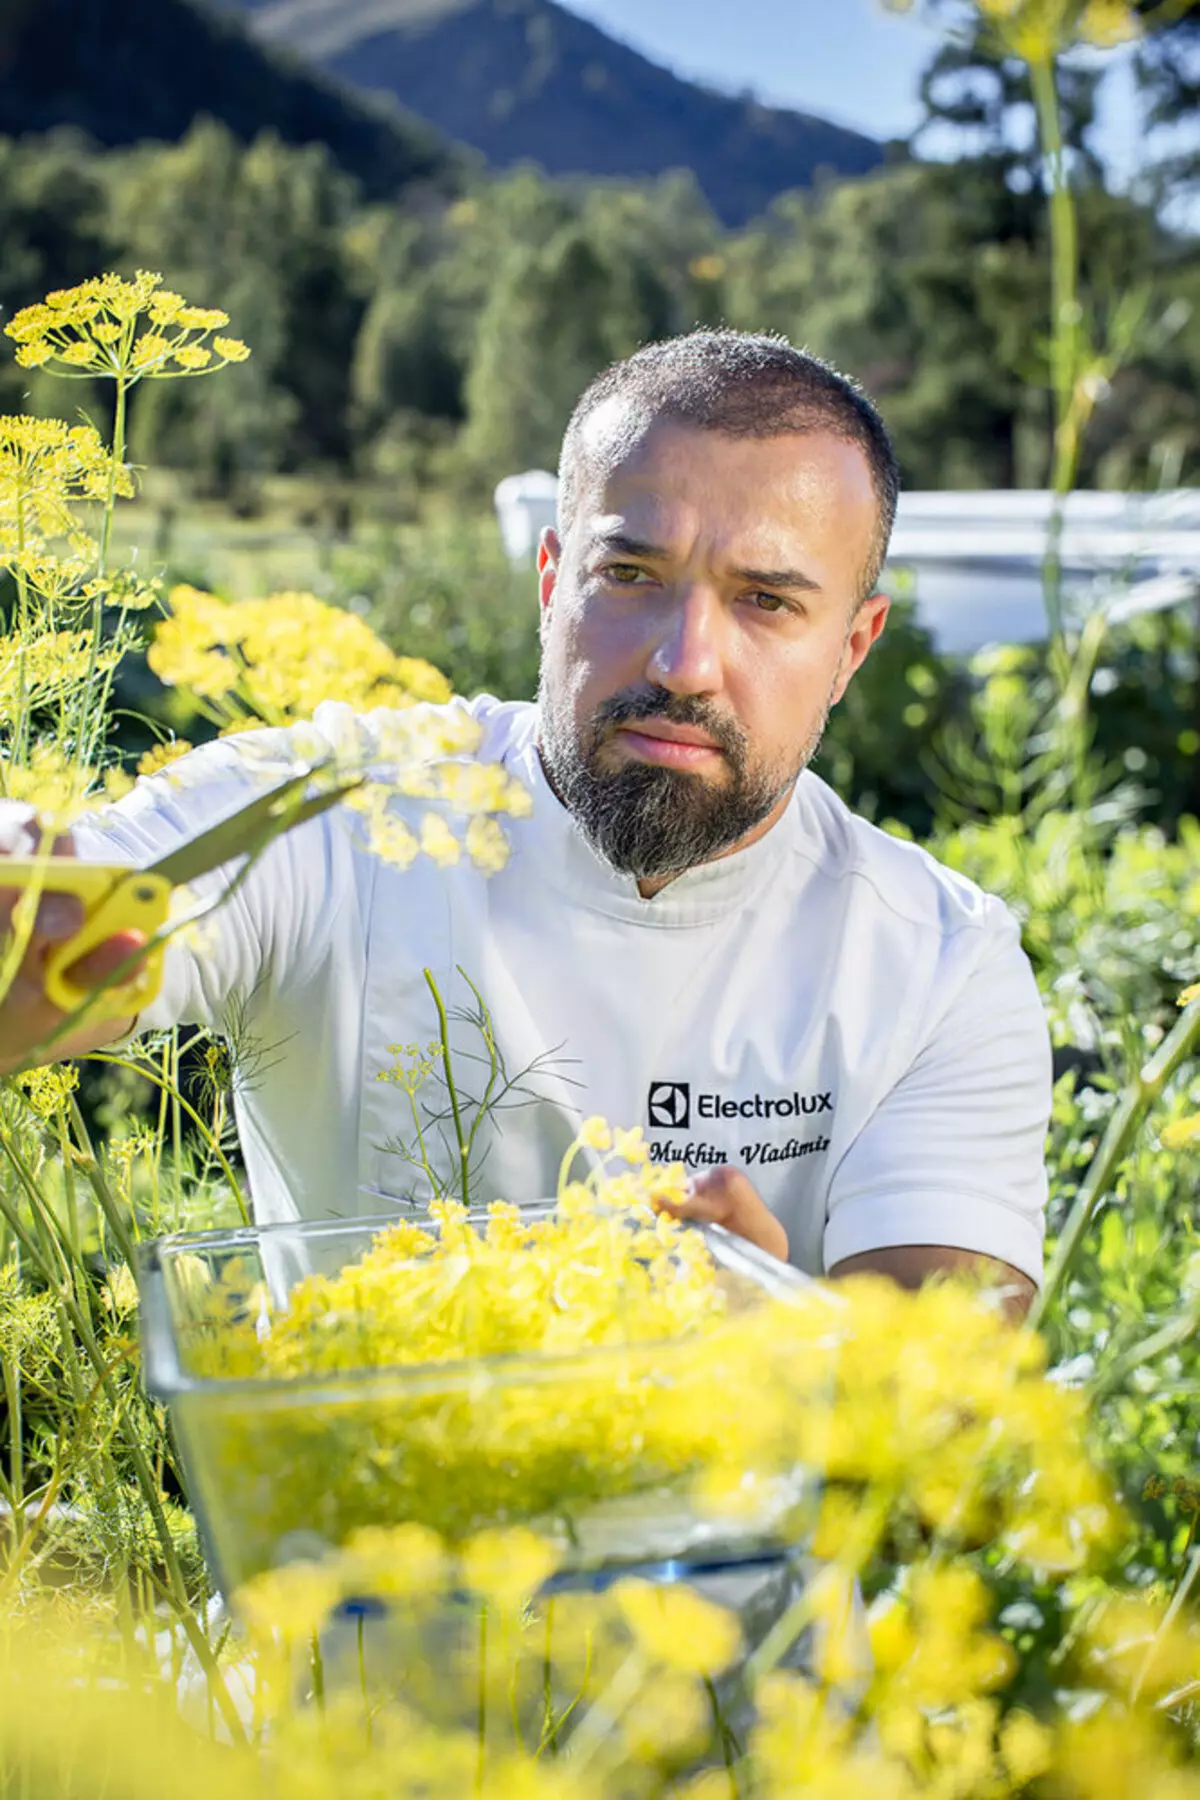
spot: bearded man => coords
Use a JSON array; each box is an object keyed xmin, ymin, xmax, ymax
[{"xmin": 0, "ymin": 330, "xmax": 1050, "ymax": 1317}]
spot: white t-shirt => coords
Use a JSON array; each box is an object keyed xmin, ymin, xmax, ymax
[{"xmin": 65, "ymin": 695, "xmax": 1051, "ymax": 1285}]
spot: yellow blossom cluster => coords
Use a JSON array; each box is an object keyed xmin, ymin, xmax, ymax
[
  {"xmin": 4, "ymin": 1548, "xmax": 1200, "ymax": 1800},
  {"xmin": 220, "ymin": 1189, "xmax": 717, "ymax": 1382},
  {"xmin": 147, "ymin": 587, "xmax": 532, "ymax": 871},
  {"xmin": 12, "ymin": 1061, "xmax": 80, "ymax": 1122},
  {"xmin": 799, "ymin": 1271, "xmax": 1120, "ymax": 1571},
  {"xmin": 0, "ymin": 415, "xmax": 129, "ymax": 559},
  {"xmin": 148, "ymin": 583, "xmax": 451, "ymax": 719},
  {"xmin": 3, "ymin": 271, "xmax": 250, "ymax": 381}
]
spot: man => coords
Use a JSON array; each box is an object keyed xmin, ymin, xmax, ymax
[{"xmin": 0, "ymin": 331, "xmax": 1051, "ymax": 1316}]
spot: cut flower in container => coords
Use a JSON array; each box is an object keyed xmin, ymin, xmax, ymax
[{"xmin": 137, "ymin": 1138, "xmax": 840, "ymax": 1607}]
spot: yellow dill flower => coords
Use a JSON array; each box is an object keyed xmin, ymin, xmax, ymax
[
  {"xmin": 578, "ymin": 1116, "xmax": 613, "ymax": 1152},
  {"xmin": 146, "ymin": 584, "xmax": 238, "ymax": 698},
  {"xmin": 612, "ymin": 1125, "xmax": 648, "ymax": 1165},
  {"xmin": 999, "ymin": 1709, "xmax": 1055, "ymax": 1785},
  {"xmin": 150, "ymin": 586, "xmax": 450, "ymax": 723},
  {"xmin": 12, "ymin": 339, "xmax": 53, "ymax": 370},
  {"xmin": 459, "ymin": 1527, "xmax": 558, "ymax": 1612},
  {"xmin": 102, "ymin": 1262, "xmax": 140, "ymax": 1314},
  {"xmin": 130, "ymin": 334, "xmax": 175, "ymax": 374},
  {"xmin": 1161, "ymin": 1114, "xmax": 1200, "ymax": 1149},
  {"xmin": 1078, "ymin": 0, "xmax": 1140, "ymax": 45},
  {"xmin": 1178, "ymin": 982, "xmax": 1200, "ymax": 1007},
  {"xmin": 613, "ymin": 1578, "xmax": 742, "ymax": 1676},
  {"xmin": 237, "ymin": 1563, "xmax": 343, "ymax": 1646},
  {"xmin": 4, "ymin": 272, "xmax": 251, "ymax": 387},
  {"xmin": 136, "ymin": 739, "xmax": 194, "ymax": 778},
  {"xmin": 339, "ymin": 1522, "xmax": 449, "ymax": 1598},
  {"xmin": 175, "ymin": 305, "xmax": 229, "ymax": 331},
  {"xmin": 13, "ymin": 1062, "xmax": 79, "ymax": 1121},
  {"xmin": 0, "ymin": 416, "xmax": 133, "ymax": 548},
  {"xmin": 376, "ymin": 1039, "xmax": 442, "ymax": 1094},
  {"xmin": 0, "ymin": 630, "xmax": 120, "ymax": 720},
  {"xmin": 418, "ymin": 812, "xmax": 461, "ymax": 866},
  {"xmin": 103, "ymin": 767, "xmax": 135, "ymax": 802},
  {"xmin": 464, "ymin": 814, "xmax": 511, "ymax": 873},
  {"xmin": 148, "ymin": 290, "xmax": 185, "ymax": 325}
]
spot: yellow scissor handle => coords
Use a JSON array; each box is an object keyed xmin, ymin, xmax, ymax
[{"xmin": 1, "ymin": 860, "xmax": 173, "ymax": 1021}]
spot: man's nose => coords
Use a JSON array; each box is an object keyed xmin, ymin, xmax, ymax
[{"xmin": 645, "ymin": 586, "xmax": 723, "ymax": 695}]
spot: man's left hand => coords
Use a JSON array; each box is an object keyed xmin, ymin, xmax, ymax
[{"xmin": 653, "ymin": 1166, "xmax": 789, "ymax": 1262}]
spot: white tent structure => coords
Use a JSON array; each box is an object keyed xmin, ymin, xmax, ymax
[
  {"xmin": 494, "ymin": 474, "xmax": 1200, "ymax": 656},
  {"xmin": 888, "ymin": 490, "xmax": 1200, "ymax": 653}
]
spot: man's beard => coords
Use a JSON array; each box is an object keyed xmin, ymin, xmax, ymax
[{"xmin": 537, "ymin": 679, "xmax": 831, "ymax": 881}]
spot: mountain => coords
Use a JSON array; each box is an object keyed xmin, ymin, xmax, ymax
[
  {"xmin": 219, "ymin": 0, "xmax": 884, "ymax": 225},
  {"xmin": 0, "ymin": 0, "xmax": 461, "ymax": 201}
]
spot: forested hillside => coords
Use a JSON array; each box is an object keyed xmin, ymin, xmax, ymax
[
  {"xmin": 0, "ymin": 0, "xmax": 459, "ymax": 200},
  {"xmin": 219, "ymin": 0, "xmax": 884, "ymax": 225}
]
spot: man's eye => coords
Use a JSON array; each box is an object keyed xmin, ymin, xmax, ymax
[
  {"xmin": 749, "ymin": 591, "xmax": 791, "ymax": 614},
  {"xmin": 604, "ymin": 564, "xmax": 650, "ymax": 585}
]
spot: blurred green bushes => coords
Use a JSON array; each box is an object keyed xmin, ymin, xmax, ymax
[{"xmin": 1, "ymin": 120, "xmax": 1195, "ymax": 505}]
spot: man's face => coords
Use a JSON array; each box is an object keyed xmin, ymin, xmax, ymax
[{"xmin": 536, "ymin": 416, "xmax": 890, "ymax": 883}]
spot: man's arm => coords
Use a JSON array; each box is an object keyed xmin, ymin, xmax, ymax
[
  {"xmin": 827, "ymin": 1245, "xmax": 1037, "ymax": 1323},
  {"xmin": 658, "ymin": 1173, "xmax": 1037, "ymax": 1321}
]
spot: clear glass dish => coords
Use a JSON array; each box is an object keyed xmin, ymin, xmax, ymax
[{"xmin": 137, "ymin": 1205, "xmax": 835, "ymax": 1601}]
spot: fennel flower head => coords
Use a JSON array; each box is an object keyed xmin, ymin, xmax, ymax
[{"xmin": 4, "ymin": 271, "xmax": 250, "ymax": 381}]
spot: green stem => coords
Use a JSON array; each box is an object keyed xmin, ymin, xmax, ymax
[
  {"xmin": 1028, "ymin": 51, "xmax": 1080, "ymax": 655},
  {"xmin": 78, "ymin": 370, "xmax": 128, "ymax": 772},
  {"xmin": 96, "ymin": 371, "xmax": 128, "ymax": 583},
  {"xmin": 424, "ymin": 968, "xmax": 470, "ymax": 1206},
  {"xmin": 1090, "ymin": 1291, "xmax": 1200, "ymax": 1401},
  {"xmin": 85, "ymin": 1050, "xmax": 249, "ymax": 1226},
  {"xmin": 1031, "ymin": 994, "xmax": 1200, "ymax": 1332},
  {"xmin": 476, "ymin": 1601, "xmax": 488, "ymax": 1797},
  {"xmin": 1, "ymin": 1352, "xmax": 22, "ymax": 1512},
  {"xmin": 65, "ymin": 1092, "xmax": 136, "ymax": 1265}
]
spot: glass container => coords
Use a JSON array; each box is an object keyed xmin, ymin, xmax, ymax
[{"xmin": 138, "ymin": 1205, "xmax": 838, "ymax": 1606}]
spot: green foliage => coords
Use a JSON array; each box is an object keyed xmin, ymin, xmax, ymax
[
  {"xmin": 332, "ymin": 512, "xmax": 540, "ymax": 701},
  {"xmin": 0, "ymin": 100, "xmax": 1194, "ymax": 502}
]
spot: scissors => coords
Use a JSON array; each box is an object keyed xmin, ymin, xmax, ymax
[{"xmin": 0, "ymin": 768, "xmax": 362, "ymax": 1022}]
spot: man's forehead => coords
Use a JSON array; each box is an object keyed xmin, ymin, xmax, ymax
[{"xmin": 573, "ymin": 413, "xmax": 872, "ymax": 550}]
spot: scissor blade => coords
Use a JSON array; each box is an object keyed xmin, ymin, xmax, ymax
[{"xmin": 145, "ymin": 772, "xmax": 361, "ymax": 888}]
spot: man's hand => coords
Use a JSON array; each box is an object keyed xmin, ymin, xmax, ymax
[
  {"xmin": 0, "ymin": 824, "xmax": 147, "ymax": 1074},
  {"xmin": 653, "ymin": 1166, "xmax": 789, "ymax": 1262}
]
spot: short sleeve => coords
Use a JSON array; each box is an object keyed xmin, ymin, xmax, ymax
[
  {"xmin": 822, "ymin": 906, "xmax": 1052, "ymax": 1288},
  {"xmin": 71, "ymin": 731, "xmax": 348, "ymax": 1035}
]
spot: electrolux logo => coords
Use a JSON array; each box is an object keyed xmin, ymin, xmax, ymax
[
  {"xmin": 647, "ymin": 1079, "xmax": 833, "ymax": 1130},
  {"xmin": 647, "ymin": 1081, "xmax": 691, "ymax": 1129}
]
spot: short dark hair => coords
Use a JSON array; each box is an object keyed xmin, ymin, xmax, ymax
[{"xmin": 557, "ymin": 329, "xmax": 900, "ymax": 601}]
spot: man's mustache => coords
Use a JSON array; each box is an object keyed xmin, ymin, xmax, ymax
[{"xmin": 588, "ymin": 687, "xmax": 746, "ymax": 763}]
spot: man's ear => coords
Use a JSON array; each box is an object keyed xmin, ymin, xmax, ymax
[
  {"xmin": 537, "ymin": 528, "xmax": 561, "ymax": 632},
  {"xmin": 831, "ymin": 591, "xmax": 890, "ymax": 705}
]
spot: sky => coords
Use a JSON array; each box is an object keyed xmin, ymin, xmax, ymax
[{"xmin": 559, "ymin": 0, "xmax": 1146, "ymax": 185}]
